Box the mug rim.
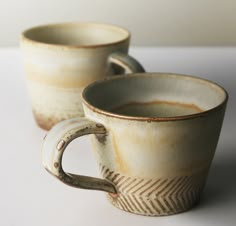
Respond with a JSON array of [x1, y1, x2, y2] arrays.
[[20, 22, 130, 49], [82, 73, 228, 122]]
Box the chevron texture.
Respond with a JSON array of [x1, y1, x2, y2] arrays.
[[100, 164, 206, 216]]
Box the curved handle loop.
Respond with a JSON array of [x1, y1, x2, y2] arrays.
[[109, 52, 145, 73], [42, 117, 117, 194]]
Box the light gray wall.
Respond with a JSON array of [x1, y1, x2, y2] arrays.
[[1, 0, 236, 46]]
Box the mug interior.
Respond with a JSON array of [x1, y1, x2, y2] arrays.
[[22, 22, 129, 47], [83, 73, 227, 120]]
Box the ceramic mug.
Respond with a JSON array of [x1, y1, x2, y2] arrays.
[[20, 22, 145, 130], [42, 73, 228, 216]]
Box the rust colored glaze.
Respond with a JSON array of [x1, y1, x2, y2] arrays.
[[33, 111, 65, 130], [54, 162, 59, 168], [109, 192, 119, 198], [25, 65, 104, 88], [112, 136, 129, 174], [111, 100, 204, 114]]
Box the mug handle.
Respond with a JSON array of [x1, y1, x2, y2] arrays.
[[109, 52, 145, 73], [42, 117, 117, 194]]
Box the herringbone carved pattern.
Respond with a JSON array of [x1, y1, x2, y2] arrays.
[[100, 165, 205, 216]]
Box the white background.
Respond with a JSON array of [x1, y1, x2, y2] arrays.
[[1, 0, 236, 46]]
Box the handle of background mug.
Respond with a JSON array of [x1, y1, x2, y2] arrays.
[[109, 52, 145, 73], [41, 117, 117, 194]]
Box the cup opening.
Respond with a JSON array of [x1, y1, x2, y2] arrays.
[[22, 22, 130, 48], [83, 73, 228, 121]]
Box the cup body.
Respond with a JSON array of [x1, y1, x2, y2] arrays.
[[82, 73, 227, 215], [42, 73, 228, 216], [20, 23, 130, 130]]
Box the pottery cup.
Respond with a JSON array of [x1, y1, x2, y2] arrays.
[[20, 22, 144, 130], [42, 73, 227, 216]]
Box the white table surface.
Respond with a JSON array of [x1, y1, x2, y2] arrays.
[[0, 47, 235, 226]]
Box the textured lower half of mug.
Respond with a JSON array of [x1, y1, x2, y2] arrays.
[[27, 81, 84, 130], [100, 165, 206, 216]]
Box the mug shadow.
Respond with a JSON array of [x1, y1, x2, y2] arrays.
[[198, 146, 236, 207]]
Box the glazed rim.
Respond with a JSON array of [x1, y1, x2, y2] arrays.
[[21, 22, 130, 48], [82, 73, 228, 122]]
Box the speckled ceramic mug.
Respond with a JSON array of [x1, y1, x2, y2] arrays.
[[42, 73, 228, 216], [20, 22, 144, 130]]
